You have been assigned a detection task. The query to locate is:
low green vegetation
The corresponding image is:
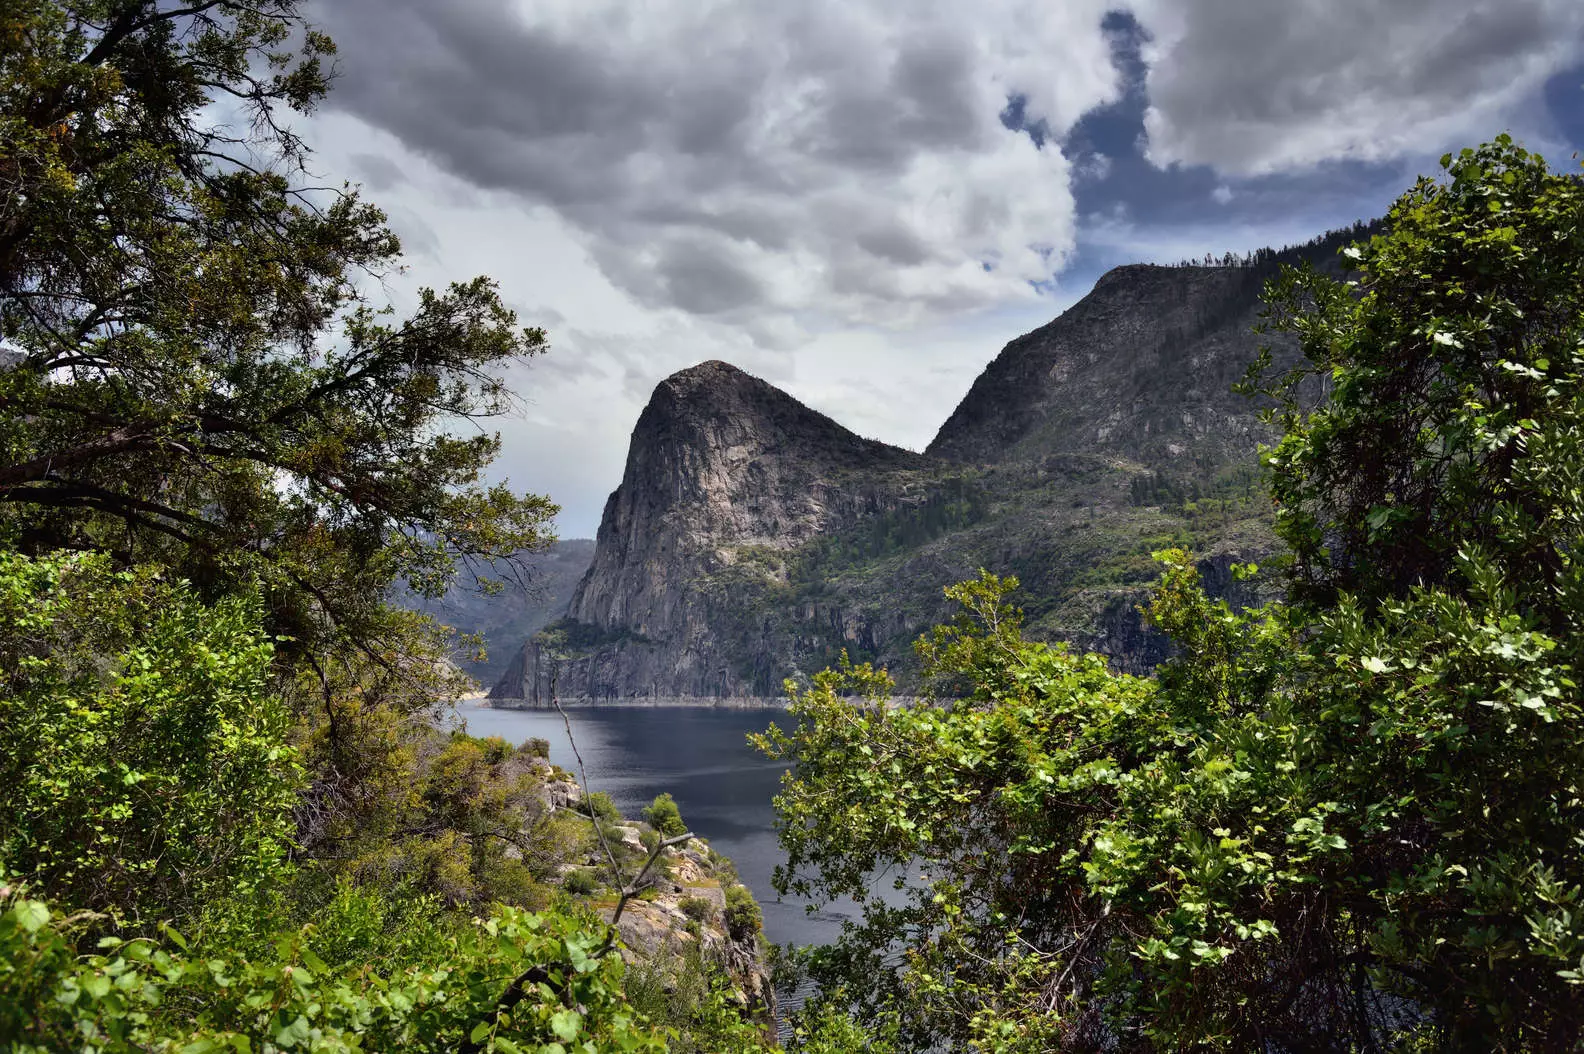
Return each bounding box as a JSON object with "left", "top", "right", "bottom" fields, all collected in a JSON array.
[{"left": 644, "top": 792, "right": 689, "bottom": 839}]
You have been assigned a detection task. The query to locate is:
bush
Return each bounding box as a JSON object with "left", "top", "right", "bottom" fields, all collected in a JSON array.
[
  {"left": 679, "top": 896, "right": 715, "bottom": 923},
  {"left": 583, "top": 791, "right": 623, "bottom": 824},
  {"left": 0, "top": 552, "right": 300, "bottom": 925},
  {"left": 0, "top": 889, "right": 669, "bottom": 1053},
  {"left": 643, "top": 792, "right": 687, "bottom": 838},
  {"left": 722, "top": 885, "right": 761, "bottom": 943},
  {"left": 561, "top": 868, "right": 598, "bottom": 896}
]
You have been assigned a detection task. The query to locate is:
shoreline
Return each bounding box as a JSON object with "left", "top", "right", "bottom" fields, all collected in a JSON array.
[{"left": 479, "top": 695, "right": 791, "bottom": 711}]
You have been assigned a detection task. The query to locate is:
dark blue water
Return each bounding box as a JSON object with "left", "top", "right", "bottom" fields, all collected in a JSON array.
[{"left": 450, "top": 701, "right": 854, "bottom": 950}]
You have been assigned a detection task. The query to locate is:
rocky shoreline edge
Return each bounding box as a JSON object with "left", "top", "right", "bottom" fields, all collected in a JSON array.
[{"left": 485, "top": 695, "right": 791, "bottom": 710}]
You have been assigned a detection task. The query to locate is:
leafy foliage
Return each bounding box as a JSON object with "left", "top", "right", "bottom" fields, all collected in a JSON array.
[
  {"left": 760, "top": 140, "right": 1584, "bottom": 1051},
  {"left": 643, "top": 792, "right": 688, "bottom": 839},
  {"left": 0, "top": 550, "right": 298, "bottom": 926},
  {"left": 1252, "top": 135, "right": 1584, "bottom": 620},
  {"left": 723, "top": 883, "right": 763, "bottom": 944},
  {"left": 0, "top": 887, "right": 669, "bottom": 1054},
  {"left": 0, "top": 547, "right": 771, "bottom": 1050}
]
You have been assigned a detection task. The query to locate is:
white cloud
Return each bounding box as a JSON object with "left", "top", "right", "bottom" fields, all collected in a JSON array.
[
  {"left": 309, "top": 0, "right": 1121, "bottom": 331},
  {"left": 1132, "top": 0, "right": 1584, "bottom": 175}
]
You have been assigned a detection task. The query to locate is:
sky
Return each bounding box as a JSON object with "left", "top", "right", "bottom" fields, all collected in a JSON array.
[{"left": 296, "top": 1, "right": 1584, "bottom": 539}]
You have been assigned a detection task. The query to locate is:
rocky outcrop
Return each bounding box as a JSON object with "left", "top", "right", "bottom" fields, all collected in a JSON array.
[
  {"left": 493, "top": 361, "right": 932, "bottom": 700},
  {"left": 526, "top": 767, "right": 775, "bottom": 1025},
  {"left": 929, "top": 264, "right": 1279, "bottom": 466},
  {"left": 573, "top": 360, "right": 924, "bottom": 629}
]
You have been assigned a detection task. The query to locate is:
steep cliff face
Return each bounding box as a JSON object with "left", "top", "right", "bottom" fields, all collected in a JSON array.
[
  {"left": 572, "top": 360, "right": 925, "bottom": 632},
  {"left": 493, "top": 229, "right": 1368, "bottom": 700},
  {"left": 492, "top": 361, "right": 932, "bottom": 700}
]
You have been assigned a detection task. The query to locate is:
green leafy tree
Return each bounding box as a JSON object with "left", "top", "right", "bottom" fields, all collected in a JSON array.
[
  {"left": 1253, "top": 134, "right": 1584, "bottom": 623},
  {"left": 0, "top": 0, "right": 566, "bottom": 896},
  {"left": 643, "top": 791, "right": 688, "bottom": 838},
  {"left": 0, "top": 550, "right": 299, "bottom": 925},
  {"left": 760, "top": 140, "right": 1584, "bottom": 1051},
  {"left": 0, "top": 1, "right": 555, "bottom": 666}
]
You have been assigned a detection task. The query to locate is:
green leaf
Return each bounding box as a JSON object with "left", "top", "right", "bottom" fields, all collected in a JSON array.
[
  {"left": 550, "top": 1009, "right": 582, "bottom": 1042},
  {"left": 13, "top": 900, "right": 50, "bottom": 933},
  {"left": 274, "top": 1014, "right": 311, "bottom": 1048}
]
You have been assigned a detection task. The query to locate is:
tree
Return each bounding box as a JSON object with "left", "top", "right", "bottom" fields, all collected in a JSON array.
[
  {"left": 1252, "top": 134, "right": 1584, "bottom": 623},
  {"left": 0, "top": 549, "right": 299, "bottom": 925},
  {"left": 0, "top": 1, "right": 556, "bottom": 668},
  {"left": 0, "top": 7, "right": 781, "bottom": 1050},
  {"left": 643, "top": 791, "right": 688, "bottom": 838},
  {"left": 760, "top": 140, "right": 1584, "bottom": 1051}
]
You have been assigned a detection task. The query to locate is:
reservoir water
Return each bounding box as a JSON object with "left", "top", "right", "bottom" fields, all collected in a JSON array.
[{"left": 450, "top": 701, "right": 854, "bottom": 951}]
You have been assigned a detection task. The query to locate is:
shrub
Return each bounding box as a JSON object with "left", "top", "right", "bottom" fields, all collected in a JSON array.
[
  {"left": 583, "top": 791, "right": 623, "bottom": 824},
  {"left": 722, "top": 885, "right": 761, "bottom": 943},
  {"left": 0, "top": 552, "right": 299, "bottom": 925},
  {"left": 643, "top": 792, "right": 687, "bottom": 838},
  {"left": 561, "top": 868, "right": 598, "bottom": 896},
  {"left": 679, "top": 896, "right": 715, "bottom": 923}
]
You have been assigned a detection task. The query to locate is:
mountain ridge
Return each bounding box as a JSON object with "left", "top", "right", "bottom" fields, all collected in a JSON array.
[{"left": 491, "top": 225, "right": 1371, "bottom": 701}]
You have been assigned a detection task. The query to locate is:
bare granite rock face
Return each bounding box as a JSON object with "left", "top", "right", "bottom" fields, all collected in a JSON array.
[
  {"left": 493, "top": 361, "right": 932, "bottom": 700},
  {"left": 928, "top": 264, "right": 1282, "bottom": 466},
  {"left": 573, "top": 360, "right": 925, "bottom": 628}
]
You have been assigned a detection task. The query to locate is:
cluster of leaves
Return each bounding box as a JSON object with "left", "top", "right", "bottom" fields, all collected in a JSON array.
[
  {"left": 1, "top": 887, "right": 667, "bottom": 1054},
  {"left": 0, "top": 550, "right": 299, "bottom": 926},
  {"left": 759, "top": 139, "right": 1584, "bottom": 1051},
  {"left": 722, "top": 884, "right": 763, "bottom": 944}
]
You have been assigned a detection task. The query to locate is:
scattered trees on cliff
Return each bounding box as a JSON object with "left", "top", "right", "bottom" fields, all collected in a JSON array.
[{"left": 760, "top": 138, "right": 1584, "bottom": 1050}]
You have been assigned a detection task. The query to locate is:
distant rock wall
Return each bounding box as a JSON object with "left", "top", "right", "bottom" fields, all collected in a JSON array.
[{"left": 404, "top": 539, "right": 595, "bottom": 688}]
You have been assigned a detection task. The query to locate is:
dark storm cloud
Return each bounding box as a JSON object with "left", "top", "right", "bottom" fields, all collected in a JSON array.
[{"left": 306, "top": 0, "right": 1584, "bottom": 339}]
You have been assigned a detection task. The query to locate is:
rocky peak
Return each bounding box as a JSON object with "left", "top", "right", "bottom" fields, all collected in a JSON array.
[
  {"left": 491, "top": 223, "right": 1377, "bottom": 701},
  {"left": 927, "top": 263, "right": 1263, "bottom": 465},
  {"left": 927, "top": 227, "right": 1371, "bottom": 468},
  {"left": 634, "top": 359, "right": 919, "bottom": 481},
  {"left": 568, "top": 361, "right": 925, "bottom": 636}
]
